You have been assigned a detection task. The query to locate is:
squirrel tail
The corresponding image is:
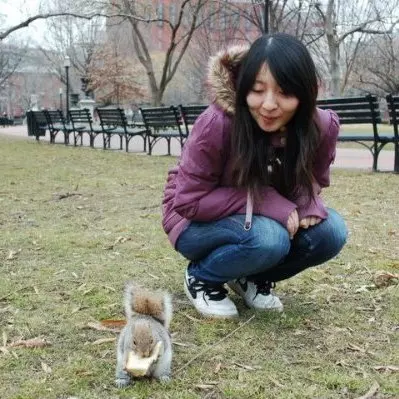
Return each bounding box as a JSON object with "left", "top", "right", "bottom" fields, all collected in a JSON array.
[{"left": 124, "top": 282, "right": 172, "bottom": 329}]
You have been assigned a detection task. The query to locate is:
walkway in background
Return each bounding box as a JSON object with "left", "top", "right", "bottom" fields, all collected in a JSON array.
[{"left": 0, "top": 125, "right": 395, "bottom": 172}]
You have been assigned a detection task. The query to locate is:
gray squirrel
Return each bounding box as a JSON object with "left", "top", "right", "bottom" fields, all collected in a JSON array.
[{"left": 115, "top": 282, "right": 173, "bottom": 388}]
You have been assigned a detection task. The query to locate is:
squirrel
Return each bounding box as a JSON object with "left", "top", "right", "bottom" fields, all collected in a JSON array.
[{"left": 115, "top": 282, "right": 173, "bottom": 388}]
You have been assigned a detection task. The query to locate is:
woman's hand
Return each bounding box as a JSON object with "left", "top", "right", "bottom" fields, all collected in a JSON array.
[
  {"left": 299, "top": 216, "right": 322, "bottom": 229},
  {"left": 286, "top": 209, "right": 299, "bottom": 239}
]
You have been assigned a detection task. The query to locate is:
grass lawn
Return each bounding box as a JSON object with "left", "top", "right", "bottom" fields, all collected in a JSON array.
[{"left": 0, "top": 137, "right": 398, "bottom": 399}]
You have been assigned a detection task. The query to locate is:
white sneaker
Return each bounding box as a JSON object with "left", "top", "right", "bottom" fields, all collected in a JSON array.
[
  {"left": 228, "top": 278, "right": 284, "bottom": 312},
  {"left": 184, "top": 270, "right": 238, "bottom": 318}
]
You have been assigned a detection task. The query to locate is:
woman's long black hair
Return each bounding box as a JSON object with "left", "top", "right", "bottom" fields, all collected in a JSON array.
[{"left": 231, "top": 33, "right": 320, "bottom": 201}]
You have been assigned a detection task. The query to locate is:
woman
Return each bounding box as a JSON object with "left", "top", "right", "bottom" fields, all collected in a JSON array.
[{"left": 162, "top": 33, "right": 347, "bottom": 318}]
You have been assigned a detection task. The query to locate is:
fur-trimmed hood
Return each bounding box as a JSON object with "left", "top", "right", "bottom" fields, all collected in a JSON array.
[{"left": 207, "top": 45, "right": 249, "bottom": 115}]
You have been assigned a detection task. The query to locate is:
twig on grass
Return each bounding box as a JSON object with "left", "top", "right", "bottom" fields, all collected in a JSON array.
[
  {"left": 53, "top": 192, "right": 82, "bottom": 200},
  {"left": 174, "top": 315, "right": 255, "bottom": 375}
]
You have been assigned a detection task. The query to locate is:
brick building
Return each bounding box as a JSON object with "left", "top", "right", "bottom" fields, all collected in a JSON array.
[{"left": 106, "top": 1, "right": 262, "bottom": 104}]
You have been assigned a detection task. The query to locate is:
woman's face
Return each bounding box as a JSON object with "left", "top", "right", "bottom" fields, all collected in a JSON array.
[{"left": 246, "top": 63, "right": 299, "bottom": 133}]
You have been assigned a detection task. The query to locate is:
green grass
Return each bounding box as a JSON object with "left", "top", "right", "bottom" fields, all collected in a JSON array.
[{"left": 0, "top": 137, "right": 398, "bottom": 399}]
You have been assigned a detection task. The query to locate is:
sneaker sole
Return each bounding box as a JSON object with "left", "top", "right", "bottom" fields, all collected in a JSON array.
[
  {"left": 228, "top": 282, "right": 284, "bottom": 312},
  {"left": 183, "top": 280, "right": 238, "bottom": 319}
]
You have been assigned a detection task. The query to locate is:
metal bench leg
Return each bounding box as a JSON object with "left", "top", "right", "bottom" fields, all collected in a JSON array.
[
  {"left": 167, "top": 138, "right": 171, "bottom": 156},
  {"left": 120, "top": 135, "right": 123, "bottom": 150},
  {"left": 394, "top": 142, "right": 399, "bottom": 173},
  {"left": 143, "top": 135, "right": 147, "bottom": 152}
]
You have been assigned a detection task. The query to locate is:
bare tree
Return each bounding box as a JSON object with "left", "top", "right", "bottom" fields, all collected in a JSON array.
[
  {"left": 0, "top": 43, "right": 25, "bottom": 89},
  {"left": 352, "top": 33, "right": 399, "bottom": 95},
  {"left": 108, "top": 0, "right": 213, "bottom": 105},
  {"left": 88, "top": 43, "right": 146, "bottom": 105},
  {"left": 38, "top": 5, "right": 106, "bottom": 98},
  {"left": 314, "top": 0, "right": 399, "bottom": 96}
]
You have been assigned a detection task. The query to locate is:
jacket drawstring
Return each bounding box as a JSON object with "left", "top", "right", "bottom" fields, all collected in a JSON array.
[{"left": 244, "top": 191, "right": 253, "bottom": 231}]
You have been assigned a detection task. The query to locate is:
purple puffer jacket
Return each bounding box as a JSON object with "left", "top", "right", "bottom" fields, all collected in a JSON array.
[{"left": 162, "top": 103, "right": 339, "bottom": 247}]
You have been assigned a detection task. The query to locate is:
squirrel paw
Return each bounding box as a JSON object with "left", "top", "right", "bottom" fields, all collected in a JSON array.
[
  {"left": 115, "top": 377, "right": 132, "bottom": 388},
  {"left": 158, "top": 374, "right": 171, "bottom": 384}
]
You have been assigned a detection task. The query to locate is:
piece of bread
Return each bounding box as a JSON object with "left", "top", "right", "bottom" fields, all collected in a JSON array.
[{"left": 125, "top": 341, "right": 163, "bottom": 377}]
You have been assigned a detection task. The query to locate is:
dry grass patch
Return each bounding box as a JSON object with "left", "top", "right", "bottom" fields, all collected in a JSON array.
[{"left": 0, "top": 137, "right": 398, "bottom": 399}]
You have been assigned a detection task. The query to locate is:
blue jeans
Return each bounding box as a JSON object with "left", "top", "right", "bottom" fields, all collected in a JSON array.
[{"left": 176, "top": 209, "right": 347, "bottom": 283}]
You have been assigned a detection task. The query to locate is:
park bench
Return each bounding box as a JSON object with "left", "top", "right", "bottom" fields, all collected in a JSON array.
[
  {"left": 385, "top": 93, "right": 399, "bottom": 173},
  {"left": 27, "top": 110, "right": 48, "bottom": 140},
  {"left": 316, "top": 94, "right": 392, "bottom": 171},
  {"left": 69, "top": 108, "right": 102, "bottom": 147},
  {"left": 140, "top": 106, "right": 185, "bottom": 155},
  {"left": 96, "top": 108, "right": 147, "bottom": 152},
  {"left": 45, "top": 109, "right": 75, "bottom": 145},
  {"left": 0, "top": 117, "right": 14, "bottom": 127},
  {"left": 178, "top": 104, "right": 208, "bottom": 136}
]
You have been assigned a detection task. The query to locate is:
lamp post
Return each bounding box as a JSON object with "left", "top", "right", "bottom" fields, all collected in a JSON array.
[
  {"left": 264, "top": 0, "right": 270, "bottom": 34},
  {"left": 59, "top": 88, "right": 63, "bottom": 112},
  {"left": 64, "top": 56, "right": 71, "bottom": 122}
]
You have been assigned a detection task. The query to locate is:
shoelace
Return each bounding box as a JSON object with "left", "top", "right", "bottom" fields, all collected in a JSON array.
[
  {"left": 254, "top": 280, "right": 275, "bottom": 296},
  {"left": 190, "top": 279, "right": 228, "bottom": 301}
]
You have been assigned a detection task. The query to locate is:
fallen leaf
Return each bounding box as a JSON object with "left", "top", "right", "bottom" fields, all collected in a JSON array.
[
  {"left": 91, "top": 337, "right": 116, "bottom": 345},
  {"left": 214, "top": 362, "right": 222, "bottom": 373},
  {"left": 0, "top": 346, "right": 11, "bottom": 355},
  {"left": 77, "top": 283, "right": 87, "bottom": 291},
  {"left": 41, "top": 362, "right": 52, "bottom": 374},
  {"left": 373, "top": 271, "right": 399, "bottom": 288},
  {"left": 146, "top": 272, "right": 160, "bottom": 280},
  {"left": 347, "top": 343, "right": 366, "bottom": 353},
  {"left": 172, "top": 341, "right": 192, "bottom": 347},
  {"left": 181, "top": 312, "right": 205, "bottom": 323},
  {"left": 355, "top": 285, "right": 373, "bottom": 293},
  {"left": 83, "top": 288, "right": 94, "bottom": 296},
  {"left": 84, "top": 321, "right": 123, "bottom": 333},
  {"left": 373, "top": 365, "right": 399, "bottom": 373},
  {"left": 195, "top": 382, "right": 218, "bottom": 390},
  {"left": 268, "top": 376, "right": 285, "bottom": 388},
  {"left": 233, "top": 362, "right": 260, "bottom": 371},
  {"left": 7, "top": 249, "right": 21, "bottom": 260},
  {"left": 8, "top": 337, "right": 51, "bottom": 348},
  {"left": 100, "top": 319, "right": 126, "bottom": 328}
]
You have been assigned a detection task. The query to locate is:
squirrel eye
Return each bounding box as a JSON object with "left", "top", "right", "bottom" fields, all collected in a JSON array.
[{"left": 133, "top": 340, "right": 137, "bottom": 346}]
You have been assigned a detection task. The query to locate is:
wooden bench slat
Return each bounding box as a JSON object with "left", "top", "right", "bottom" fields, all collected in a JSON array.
[
  {"left": 139, "top": 106, "right": 185, "bottom": 155},
  {"left": 96, "top": 107, "right": 147, "bottom": 152}
]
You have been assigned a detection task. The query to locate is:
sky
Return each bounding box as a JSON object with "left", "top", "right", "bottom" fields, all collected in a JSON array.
[{"left": 3, "top": 0, "right": 47, "bottom": 44}]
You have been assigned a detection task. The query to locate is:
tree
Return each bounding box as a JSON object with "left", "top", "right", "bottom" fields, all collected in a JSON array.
[
  {"left": 108, "top": 0, "right": 213, "bottom": 105},
  {"left": 38, "top": 5, "right": 106, "bottom": 99},
  {"left": 352, "top": 33, "right": 399, "bottom": 95},
  {"left": 314, "top": 0, "right": 399, "bottom": 96},
  {"left": 88, "top": 43, "right": 146, "bottom": 105}
]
